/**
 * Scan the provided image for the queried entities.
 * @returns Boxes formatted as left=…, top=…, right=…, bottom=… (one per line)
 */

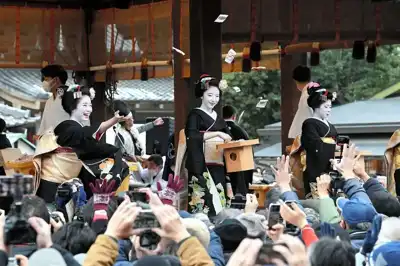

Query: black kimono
left=54, top=120, right=128, bottom=198
left=185, top=108, right=231, bottom=216
left=301, top=118, right=337, bottom=195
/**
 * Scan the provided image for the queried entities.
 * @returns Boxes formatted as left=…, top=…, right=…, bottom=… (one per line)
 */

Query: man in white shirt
left=37, top=65, right=70, bottom=136
left=132, top=154, right=167, bottom=192
left=288, top=65, right=313, bottom=139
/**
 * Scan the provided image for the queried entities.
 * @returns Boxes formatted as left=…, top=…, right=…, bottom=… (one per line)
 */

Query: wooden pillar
left=280, top=52, right=307, bottom=154
left=189, top=0, right=222, bottom=112
left=172, top=0, right=187, bottom=140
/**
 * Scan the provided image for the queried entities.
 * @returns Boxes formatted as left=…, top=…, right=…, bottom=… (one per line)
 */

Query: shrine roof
left=0, top=68, right=56, bottom=101
left=0, top=69, right=173, bottom=103
left=259, top=97, right=400, bottom=136
left=114, top=78, right=174, bottom=102
left=0, top=103, right=40, bottom=128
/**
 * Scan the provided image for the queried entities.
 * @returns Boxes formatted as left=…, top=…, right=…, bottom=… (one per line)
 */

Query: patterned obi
left=395, top=145, right=400, bottom=169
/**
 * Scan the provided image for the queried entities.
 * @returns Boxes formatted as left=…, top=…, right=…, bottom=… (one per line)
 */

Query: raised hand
left=153, top=117, right=164, bottom=126
left=330, top=144, right=359, bottom=179
left=271, top=155, right=292, bottom=191
left=89, top=179, right=116, bottom=211
left=157, top=174, right=184, bottom=205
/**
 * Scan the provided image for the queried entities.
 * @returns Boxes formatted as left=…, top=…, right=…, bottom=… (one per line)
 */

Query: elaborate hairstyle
left=194, top=74, right=221, bottom=98
left=61, top=85, right=95, bottom=115
left=41, top=64, right=68, bottom=85
left=307, top=83, right=336, bottom=110
left=292, top=65, right=311, bottom=83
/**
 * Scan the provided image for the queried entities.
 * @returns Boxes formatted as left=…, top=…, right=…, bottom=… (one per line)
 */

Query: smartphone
left=284, top=201, right=298, bottom=232
left=133, top=210, right=160, bottom=229
left=256, top=243, right=289, bottom=265
left=335, top=135, right=350, bottom=160
left=129, top=191, right=147, bottom=202
left=267, top=204, right=284, bottom=227
left=117, top=191, right=147, bottom=205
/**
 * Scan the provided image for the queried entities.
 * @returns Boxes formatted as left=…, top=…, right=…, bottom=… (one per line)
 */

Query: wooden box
left=217, top=139, right=259, bottom=173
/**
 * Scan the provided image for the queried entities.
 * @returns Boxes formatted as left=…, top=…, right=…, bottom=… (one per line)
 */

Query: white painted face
left=71, top=95, right=93, bottom=124
left=201, top=86, right=220, bottom=110
left=315, top=100, right=332, bottom=120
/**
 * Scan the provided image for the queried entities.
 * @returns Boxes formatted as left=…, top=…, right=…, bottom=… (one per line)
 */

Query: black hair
left=0, top=118, right=6, bottom=132
left=61, top=86, right=91, bottom=115
left=309, top=237, right=355, bottom=266
left=113, top=100, right=131, bottom=117
left=194, top=74, right=221, bottom=98
left=369, top=190, right=400, bottom=217
left=9, top=195, right=50, bottom=224
left=52, top=221, right=96, bottom=255
left=41, top=64, right=68, bottom=85
left=222, top=105, right=237, bottom=119
left=307, top=84, right=334, bottom=110
left=292, top=65, right=311, bottom=83
left=148, top=154, right=164, bottom=167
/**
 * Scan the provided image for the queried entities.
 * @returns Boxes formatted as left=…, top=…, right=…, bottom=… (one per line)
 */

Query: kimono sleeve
left=54, top=120, right=85, bottom=148
left=300, top=119, right=324, bottom=153
left=184, top=112, right=204, bottom=142
left=82, top=122, right=103, bottom=141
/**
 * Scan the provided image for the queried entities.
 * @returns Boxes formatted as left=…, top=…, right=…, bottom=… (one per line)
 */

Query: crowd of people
left=0, top=64, right=399, bottom=266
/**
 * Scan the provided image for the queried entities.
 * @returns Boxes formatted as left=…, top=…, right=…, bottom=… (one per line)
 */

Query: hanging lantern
left=352, top=41, right=365, bottom=60
left=366, top=41, right=377, bottom=63
left=310, top=42, right=320, bottom=66
left=242, top=47, right=251, bottom=73
left=141, top=58, right=149, bottom=81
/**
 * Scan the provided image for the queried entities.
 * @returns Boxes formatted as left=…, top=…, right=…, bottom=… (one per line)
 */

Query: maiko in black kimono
left=301, top=118, right=337, bottom=195
left=54, top=120, right=128, bottom=197
left=185, top=108, right=231, bottom=216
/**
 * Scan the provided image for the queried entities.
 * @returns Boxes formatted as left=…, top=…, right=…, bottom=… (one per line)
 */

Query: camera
left=0, top=174, right=37, bottom=247
left=139, top=230, right=161, bottom=250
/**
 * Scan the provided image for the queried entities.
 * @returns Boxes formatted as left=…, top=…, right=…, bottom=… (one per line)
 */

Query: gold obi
left=299, top=137, right=335, bottom=171
left=321, top=137, right=336, bottom=144
left=300, top=151, right=307, bottom=171
left=204, top=136, right=224, bottom=165
left=394, top=145, right=400, bottom=169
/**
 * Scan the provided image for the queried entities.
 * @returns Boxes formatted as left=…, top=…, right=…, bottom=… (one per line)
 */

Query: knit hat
left=182, top=218, right=211, bottom=248
left=304, top=207, right=320, bottom=227
left=337, top=197, right=377, bottom=226
left=214, top=218, right=247, bottom=252
left=73, top=253, right=86, bottom=265
left=236, top=213, right=266, bottom=238
left=370, top=241, right=400, bottom=266
left=28, top=248, right=67, bottom=266
left=135, top=255, right=181, bottom=266
left=376, top=217, right=400, bottom=247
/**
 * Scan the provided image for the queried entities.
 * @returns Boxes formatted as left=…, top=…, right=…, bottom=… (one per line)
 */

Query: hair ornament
left=67, top=85, right=83, bottom=99
left=306, top=82, right=320, bottom=89
left=56, top=87, right=64, bottom=97
left=219, top=79, right=228, bottom=91
left=89, top=88, right=96, bottom=100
